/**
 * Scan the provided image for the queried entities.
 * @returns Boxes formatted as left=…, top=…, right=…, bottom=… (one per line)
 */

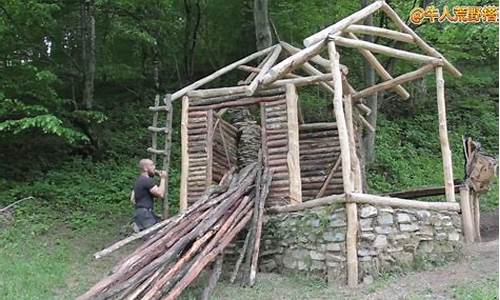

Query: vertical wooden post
left=328, top=40, right=358, bottom=288
left=459, top=185, right=474, bottom=243
left=179, top=95, right=189, bottom=211
left=260, top=103, right=269, bottom=168
left=150, top=94, right=160, bottom=163
left=472, top=191, right=482, bottom=242
left=285, top=84, right=302, bottom=204
left=435, top=66, right=456, bottom=202
left=206, top=110, right=214, bottom=188
left=162, top=94, right=173, bottom=218
left=344, top=92, right=362, bottom=192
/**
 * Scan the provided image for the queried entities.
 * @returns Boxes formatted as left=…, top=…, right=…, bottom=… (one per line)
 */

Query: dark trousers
left=134, top=207, right=160, bottom=231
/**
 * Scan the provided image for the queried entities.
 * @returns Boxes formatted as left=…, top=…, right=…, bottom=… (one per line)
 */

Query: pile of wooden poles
left=78, top=162, right=272, bottom=300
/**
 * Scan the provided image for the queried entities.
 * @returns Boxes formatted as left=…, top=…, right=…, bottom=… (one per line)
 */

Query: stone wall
left=259, top=202, right=463, bottom=284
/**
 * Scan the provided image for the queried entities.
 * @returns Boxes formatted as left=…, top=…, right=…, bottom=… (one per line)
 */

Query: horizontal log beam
left=348, top=193, right=461, bottom=211
left=353, top=63, right=436, bottom=100
left=266, top=194, right=345, bottom=213
left=346, top=32, right=410, bottom=100
left=170, top=46, right=275, bottom=101
left=330, top=35, right=441, bottom=64
left=343, top=24, right=414, bottom=44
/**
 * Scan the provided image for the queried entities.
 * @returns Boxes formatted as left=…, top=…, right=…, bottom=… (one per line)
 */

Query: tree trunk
left=253, top=0, right=272, bottom=50
left=183, top=0, right=201, bottom=81
left=361, top=0, right=376, bottom=165
left=81, top=0, right=95, bottom=110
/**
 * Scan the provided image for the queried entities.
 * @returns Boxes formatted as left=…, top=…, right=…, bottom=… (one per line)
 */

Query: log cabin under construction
left=144, top=1, right=483, bottom=288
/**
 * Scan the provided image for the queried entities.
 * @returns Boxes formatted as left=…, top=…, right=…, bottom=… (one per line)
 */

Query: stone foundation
left=260, top=202, right=463, bottom=284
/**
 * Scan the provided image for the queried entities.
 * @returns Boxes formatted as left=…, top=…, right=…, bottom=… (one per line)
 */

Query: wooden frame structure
left=147, top=1, right=468, bottom=288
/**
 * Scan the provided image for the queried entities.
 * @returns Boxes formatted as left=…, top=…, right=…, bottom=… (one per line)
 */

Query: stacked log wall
left=299, top=123, right=343, bottom=200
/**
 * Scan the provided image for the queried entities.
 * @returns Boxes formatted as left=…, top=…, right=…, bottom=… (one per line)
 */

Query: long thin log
left=279, top=41, right=349, bottom=73
left=238, top=65, right=301, bottom=79
left=170, top=45, right=275, bottom=101
left=279, top=42, right=336, bottom=94
left=381, top=3, right=462, bottom=78
left=303, top=0, right=384, bottom=46
left=189, top=94, right=285, bottom=111
left=201, top=254, right=224, bottom=300
left=180, top=96, right=190, bottom=211
left=328, top=40, right=357, bottom=288
left=316, top=157, right=342, bottom=198
left=248, top=45, right=282, bottom=95
left=344, top=24, right=414, bottom=44
left=0, top=196, right=34, bottom=213
left=261, top=39, right=327, bottom=85
left=286, top=84, right=302, bottom=204
left=266, top=194, right=346, bottom=213
left=230, top=229, right=251, bottom=283
left=346, top=32, right=409, bottom=100
left=163, top=205, right=254, bottom=300
left=249, top=169, right=274, bottom=286
left=435, top=66, right=456, bottom=202
left=348, top=193, right=461, bottom=211
left=330, top=35, right=441, bottom=65
left=353, top=63, right=436, bottom=100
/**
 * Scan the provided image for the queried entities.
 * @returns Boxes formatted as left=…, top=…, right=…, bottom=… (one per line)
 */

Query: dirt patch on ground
left=356, top=239, right=499, bottom=299
left=481, top=208, right=498, bottom=242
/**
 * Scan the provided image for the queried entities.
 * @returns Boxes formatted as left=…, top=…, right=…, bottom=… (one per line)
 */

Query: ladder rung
left=149, top=106, right=170, bottom=112
left=148, top=126, right=169, bottom=133
left=147, top=147, right=168, bottom=155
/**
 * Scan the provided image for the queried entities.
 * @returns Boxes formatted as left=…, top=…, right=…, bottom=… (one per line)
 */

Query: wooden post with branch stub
left=180, top=96, right=189, bottom=211
left=286, top=84, right=302, bottom=204
left=435, top=66, right=456, bottom=202
left=327, top=40, right=358, bottom=288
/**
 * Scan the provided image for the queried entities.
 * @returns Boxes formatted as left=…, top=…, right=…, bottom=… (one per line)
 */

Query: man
left=132, top=159, right=166, bottom=231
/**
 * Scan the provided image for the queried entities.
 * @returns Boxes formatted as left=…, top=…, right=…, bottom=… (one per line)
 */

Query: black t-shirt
left=134, top=175, right=156, bottom=209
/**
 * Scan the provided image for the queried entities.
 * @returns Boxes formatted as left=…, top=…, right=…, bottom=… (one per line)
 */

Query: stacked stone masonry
left=260, top=203, right=462, bottom=284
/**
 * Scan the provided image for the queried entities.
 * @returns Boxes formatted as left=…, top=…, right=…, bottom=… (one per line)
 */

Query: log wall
left=299, top=123, right=343, bottom=200
left=262, top=99, right=290, bottom=207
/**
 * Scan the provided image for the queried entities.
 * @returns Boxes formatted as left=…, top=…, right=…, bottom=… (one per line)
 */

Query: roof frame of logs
left=156, top=1, right=462, bottom=288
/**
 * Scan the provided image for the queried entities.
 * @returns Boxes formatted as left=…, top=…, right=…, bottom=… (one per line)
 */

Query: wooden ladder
left=147, top=93, right=173, bottom=218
